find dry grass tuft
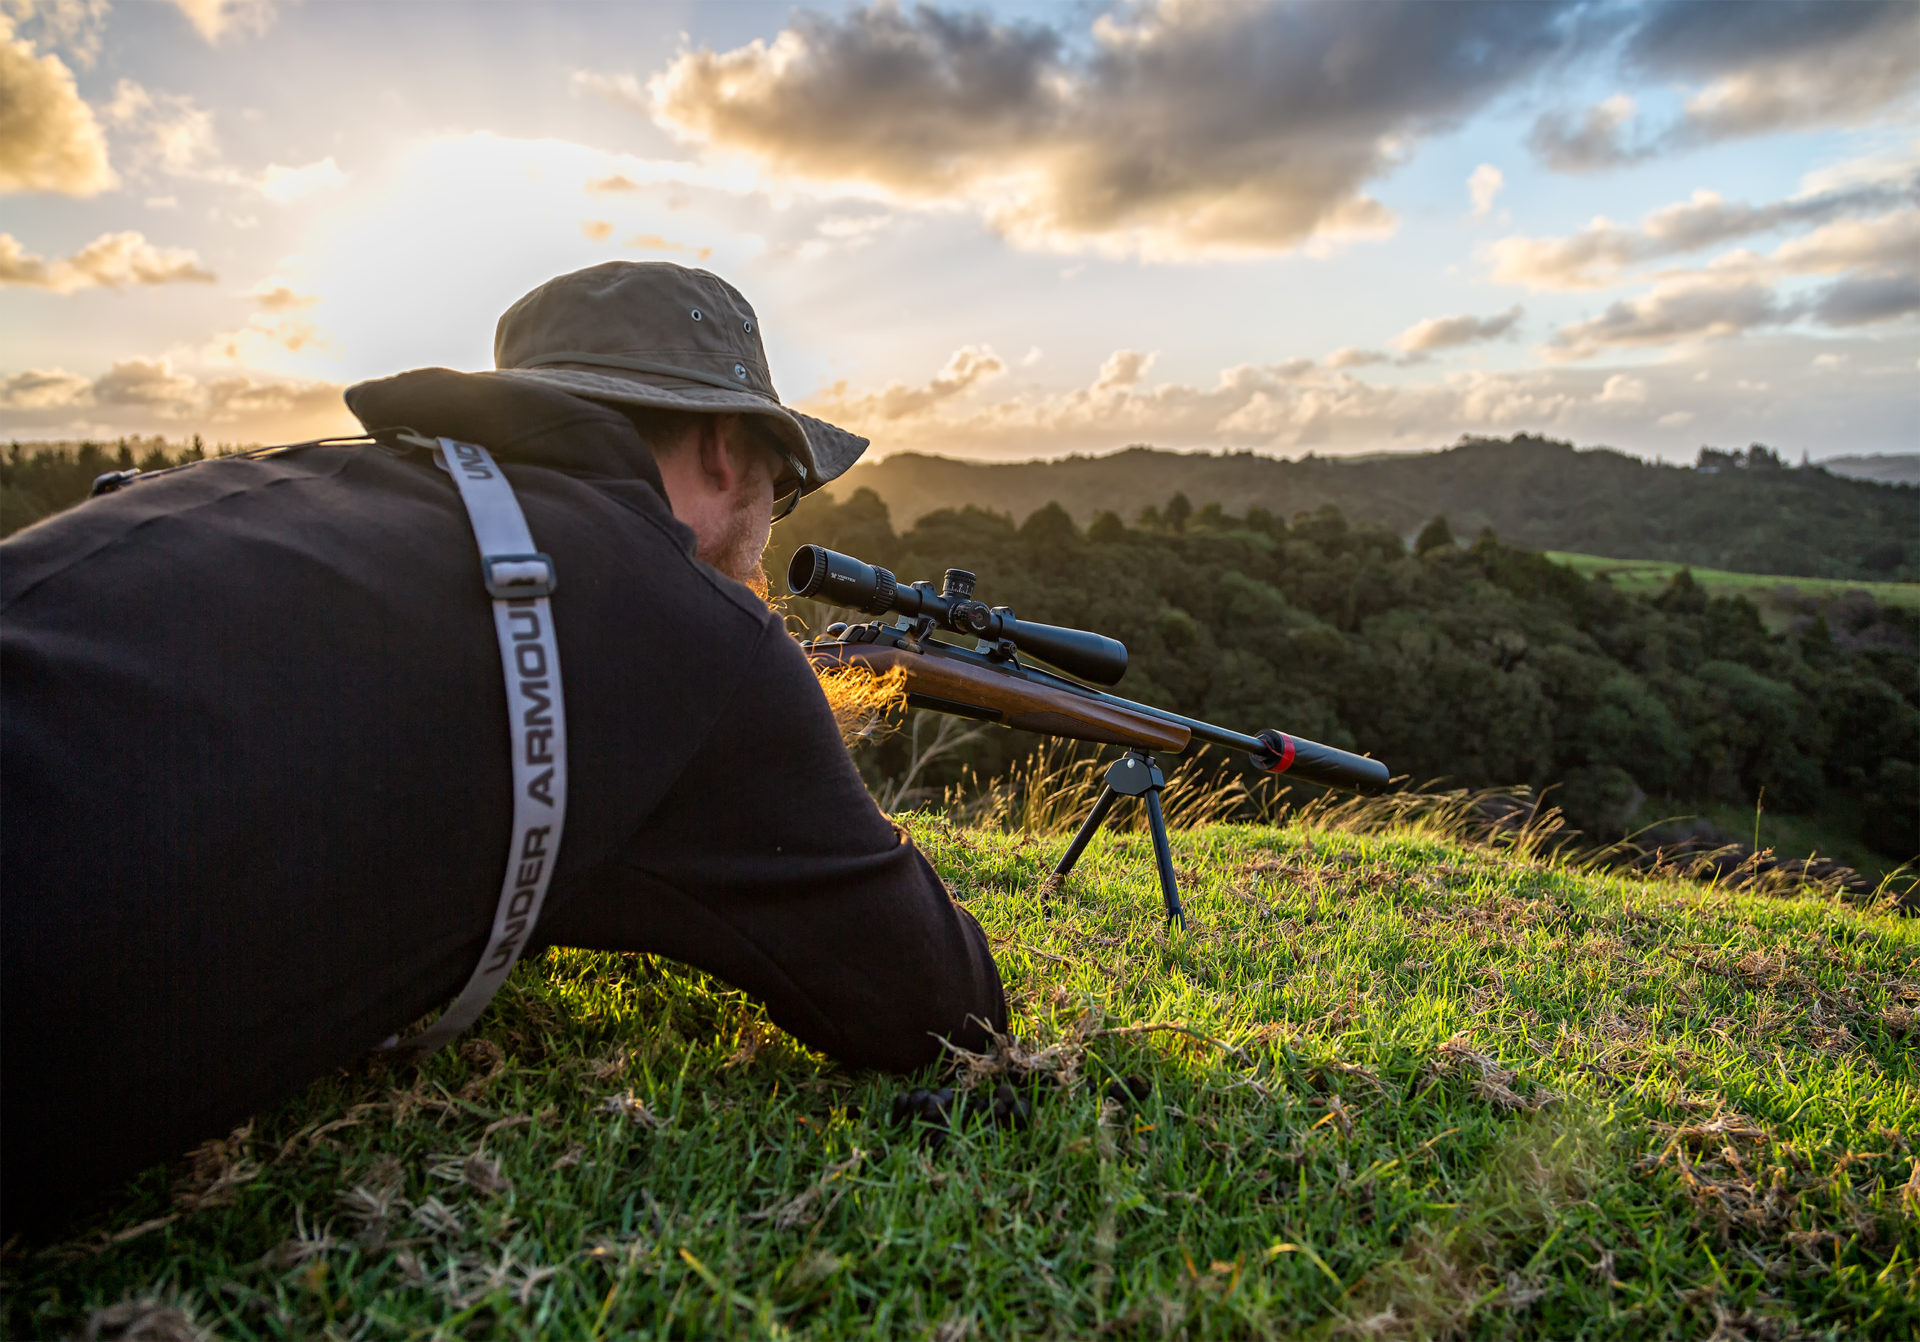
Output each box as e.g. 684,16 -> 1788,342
813,662 -> 909,748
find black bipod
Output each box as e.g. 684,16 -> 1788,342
1045,748 -> 1185,928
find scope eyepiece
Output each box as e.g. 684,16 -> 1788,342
788,545 -> 899,613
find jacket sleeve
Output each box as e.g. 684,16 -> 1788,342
535,612 -> 1008,1072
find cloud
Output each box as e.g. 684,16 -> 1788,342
1809,270 -> 1920,327
1394,306 -> 1522,353
1488,168 -> 1920,290
1594,373 -> 1648,404
253,156 -> 346,203
104,78 -> 220,177
0,355 -> 346,437
206,278 -> 326,359
641,0 -> 1587,259
581,218 -> 613,242
626,232 -> 712,260
246,279 -> 316,311
1528,95 -> 1644,172
1629,0 -> 1920,141
1468,164 -> 1503,217
1548,273 -> 1788,358
1092,349 -> 1153,393
0,229 -> 215,291
0,366 -> 92,409
586,172 -> 640,193
1771,209 -> 1920,274
809,343 -> 1008,421
1324,347 -> 1391,370
92,356 -> 203,409
789,328 -> 1920,463
801,339 -> 1886,459
166,0 -> 276,44
4,0 -> 111,68
1541,205 -> 1920,357
0,16 -> 113,194
103,78 -> 345,201
1533,1 -> 1920,170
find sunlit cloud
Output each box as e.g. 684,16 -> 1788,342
1395,306 -> 1523,355
4,0 -> 110,68
0,229 -> 214,290
808,344 -> 1008,422
246,279 -> 316,311
1491,176 -> 1920,292
803,333 -> 1918,461
166,0 -> 277,45
104,78 -> 346,202
0,15 -> 114,194
254,156 -> 346,203
104,78 -> 219,177
0,353 -> 348,438
1467,164 -> 1503,217
639,0 -> 1589,260
0,366 -> 93,409
626,232 -> 711,260
1531,1 -> 1920,170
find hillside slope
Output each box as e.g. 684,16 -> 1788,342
7,820 -> 1914,1339
830,436 -> 1919,581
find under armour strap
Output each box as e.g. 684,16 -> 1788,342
388,437 -> 568,1059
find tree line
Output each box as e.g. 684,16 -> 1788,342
771,488 -> 1919,865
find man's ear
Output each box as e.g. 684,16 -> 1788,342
692,414 -> 745,494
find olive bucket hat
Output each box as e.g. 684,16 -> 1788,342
490,261 -> 869,499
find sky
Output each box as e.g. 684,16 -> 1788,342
3,0 -> 1917,464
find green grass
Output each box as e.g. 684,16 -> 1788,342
7,819 -> 1917,1340
1544,551 -> 1920,622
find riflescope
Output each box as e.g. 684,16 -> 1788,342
787,545 -> 1129,686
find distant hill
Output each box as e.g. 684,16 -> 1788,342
825,435 -> 1919,582
1820,454 -> 1920,486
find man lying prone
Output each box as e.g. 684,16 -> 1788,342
1,262 -> 1005,1230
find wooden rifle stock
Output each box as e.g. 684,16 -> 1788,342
806,640 -> 1190,753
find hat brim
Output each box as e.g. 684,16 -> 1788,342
490,365 -> 867,492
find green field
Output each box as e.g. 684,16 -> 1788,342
7,817 -> 1915,1340
1546,551 -> 1920,616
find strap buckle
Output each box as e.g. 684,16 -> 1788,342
483,552 -> 557,600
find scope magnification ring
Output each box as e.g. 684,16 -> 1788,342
873,566 -> 897,611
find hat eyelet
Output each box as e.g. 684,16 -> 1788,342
733,363 -> 748,380
690,308 -> 703,322
743,320 -> 753,333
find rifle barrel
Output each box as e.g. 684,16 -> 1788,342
888,636 -> 1390,794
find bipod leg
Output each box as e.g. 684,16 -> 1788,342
1044,786 -> 1120,906
1101,749 -> 1183,928
1142,786 -> 1185,929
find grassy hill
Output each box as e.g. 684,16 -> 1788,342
1546,552 -> 1920,613
7,816 -> 1914,1340
829,437 -> 1919,582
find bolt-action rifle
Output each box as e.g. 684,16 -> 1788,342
786,545 -> 1390,926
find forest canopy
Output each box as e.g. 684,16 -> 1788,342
772,488 -> 1919,866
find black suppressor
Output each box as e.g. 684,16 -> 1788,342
1249,728 -> 1391,794
787,544 -> 1129,686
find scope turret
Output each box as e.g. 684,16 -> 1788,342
787,544 -> 1128,686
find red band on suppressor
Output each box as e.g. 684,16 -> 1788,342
1264,733 -> 1296,773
